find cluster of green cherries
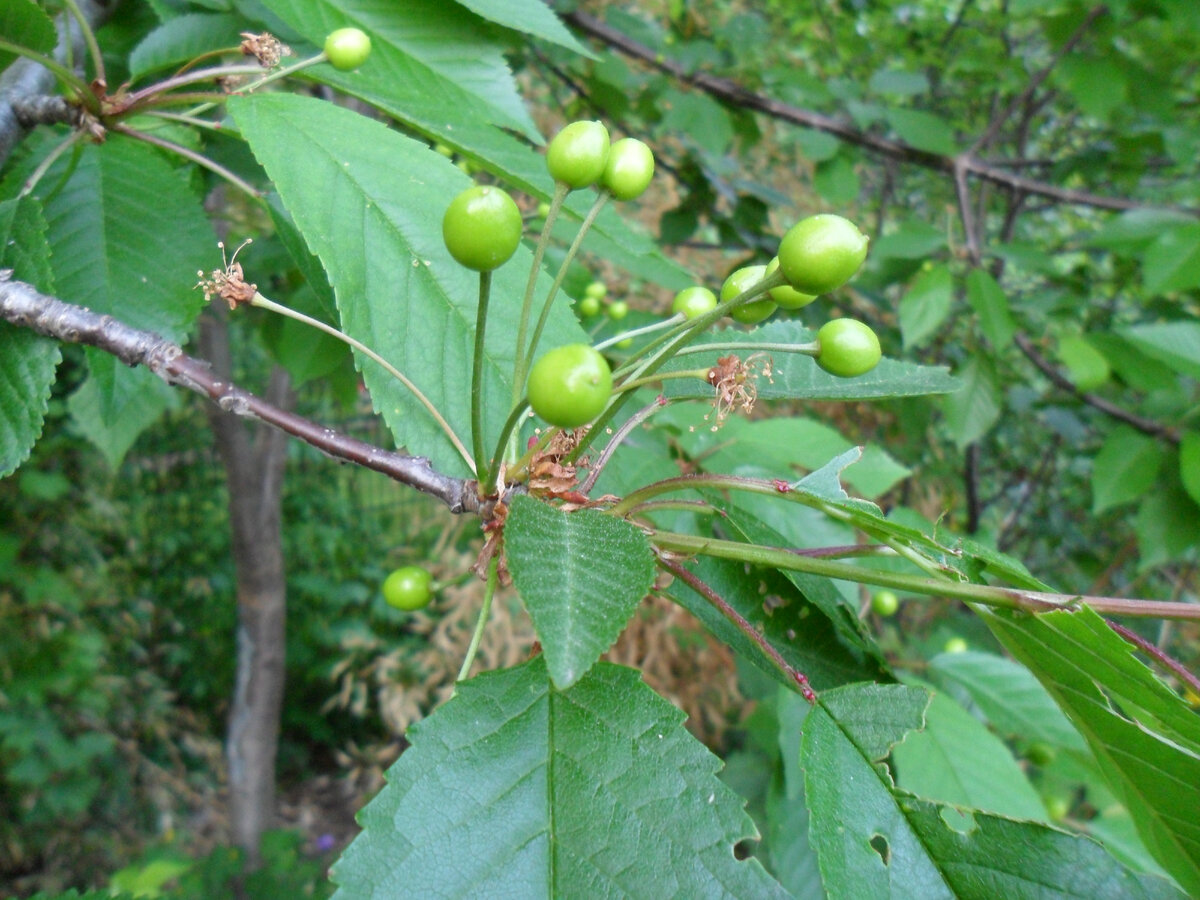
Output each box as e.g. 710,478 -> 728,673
438,118 -> 882,434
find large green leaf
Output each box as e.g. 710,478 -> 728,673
926,650 -> 1087,751
1118,322 -> 1200,380
1091,426 -> 1166,513
1141,223 -> 1200,295
892,690 -> 1047,820
802,683 -> 1185,900
661,319 -> 958,402
450,0 -> 592,56
246,3 -> 690,290
899,264 -> 952,349
128,12 -> 244,79
30,138 -> 212,465
985,606 -> 1200,896
229,93 -> 588,477
331,657 -> 790,898
965,268 -> 1016,349
941,353 -> 1001,448
258,0 -> 538,140
0,196 -> 60,479
0,0 -> 56,74
506,496 -> 655,689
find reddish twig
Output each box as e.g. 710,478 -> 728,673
1106,619 -> 1200,699
659,554 -> 816,703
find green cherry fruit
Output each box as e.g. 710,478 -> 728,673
578,295 -> 601,318
943,636 -> 968,654
536,201 -> 552,218
602,138 -> 655,201
607,300 -> 629,321
871,590 -> 900,617
777,214 -> 869,295
765,257 -> 818,309
441,185 -> 522,271
816,318 -> 881,377
1043,793 -> 1071,822
1026,742 -> 1057,768
546,120 -> 611,190
722,265 -> 777,325
527,344 -> 613,429
324,28 -> 372,71
584,280 -> 608,300
383,565 -> 433,611
671,286 -> 718,320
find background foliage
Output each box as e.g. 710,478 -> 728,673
1,0 -> 1198,897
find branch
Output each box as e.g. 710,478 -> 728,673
0,271 -> 484,515
0,0 -> 114,166
1106,620 -> 1200,698
563,10 -> 1197,217
1013,333 -> 1180,444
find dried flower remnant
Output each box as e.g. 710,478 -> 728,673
196,240 -> 257,309
704,353 -> 774,429
240,32 -> 293,68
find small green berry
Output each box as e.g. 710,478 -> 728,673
546,120 -> 610,190
943,637 -> 968,654
777,214 -> 869,295
324,28 -> 372,71
578,295 -> 601,318
607,300 -> 629,321
584,280 -> 607,300
441,185 -> 522,271
602,138 -> 655,201
816,319 -> 881,377
671,286 -> 718,320
722,265 -> 776,325
871,590 -> 899,617
383,565 -> 433,611
765,257 -> 818,309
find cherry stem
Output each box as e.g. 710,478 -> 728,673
113,124 -> 262,199
19,129 -> 86,198
457,556 -> 499,683
593,313 -> 684,351
522,191 -> 610,377
672,340 -> 819,358
568,269 -> 788,462
249,293 -> 474,472
659,556 -> 816,703
512,182 -> 570,407
472,270 -> 494,485
487,400 -> 532,494
0,40 -> 93,109
579,395 -> 670,494
61,0 -> 105,90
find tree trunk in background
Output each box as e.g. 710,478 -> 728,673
199,308 -> 292,869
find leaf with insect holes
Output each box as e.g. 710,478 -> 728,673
802,683 -> 1185,899
331,656 -> 790,898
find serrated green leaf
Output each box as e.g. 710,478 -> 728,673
1092,426 -> 1166,513
128,12 -> 244,79
658,407 -> 910,500
0,196 -> 60,479
927,651 -> 1087,750
941,354 -> 1000,448
32,137 -> 213,465
451,0 -> 592,56
662,320 -> 958,402
1134,481 -> 1200,569
506,496 -> 656,689
1142,224 -> 1200,295
230,93 -> 588,476
331,657 -> 789,899
66,372 -> 176,469
985,606 -> 1200,896
892,690 -> 1047,819
872,220 -> 947,260
1180,432 -> 1200,506
813,155 -> 860,205
258,6 -> 690,290
1057,334 -> 1111,390
0,0 -> 56,74
1118,321 -> 1200,379
899,264 -> 952,349
666,555 -> 888,694
802,683 -> 1186,900
886,108 -> 958,155
1057,55 -> 1128,122
965,268 -> 1016,349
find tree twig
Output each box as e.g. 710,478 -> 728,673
0,271 -> 484,515
1106,619 -> 1200,699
